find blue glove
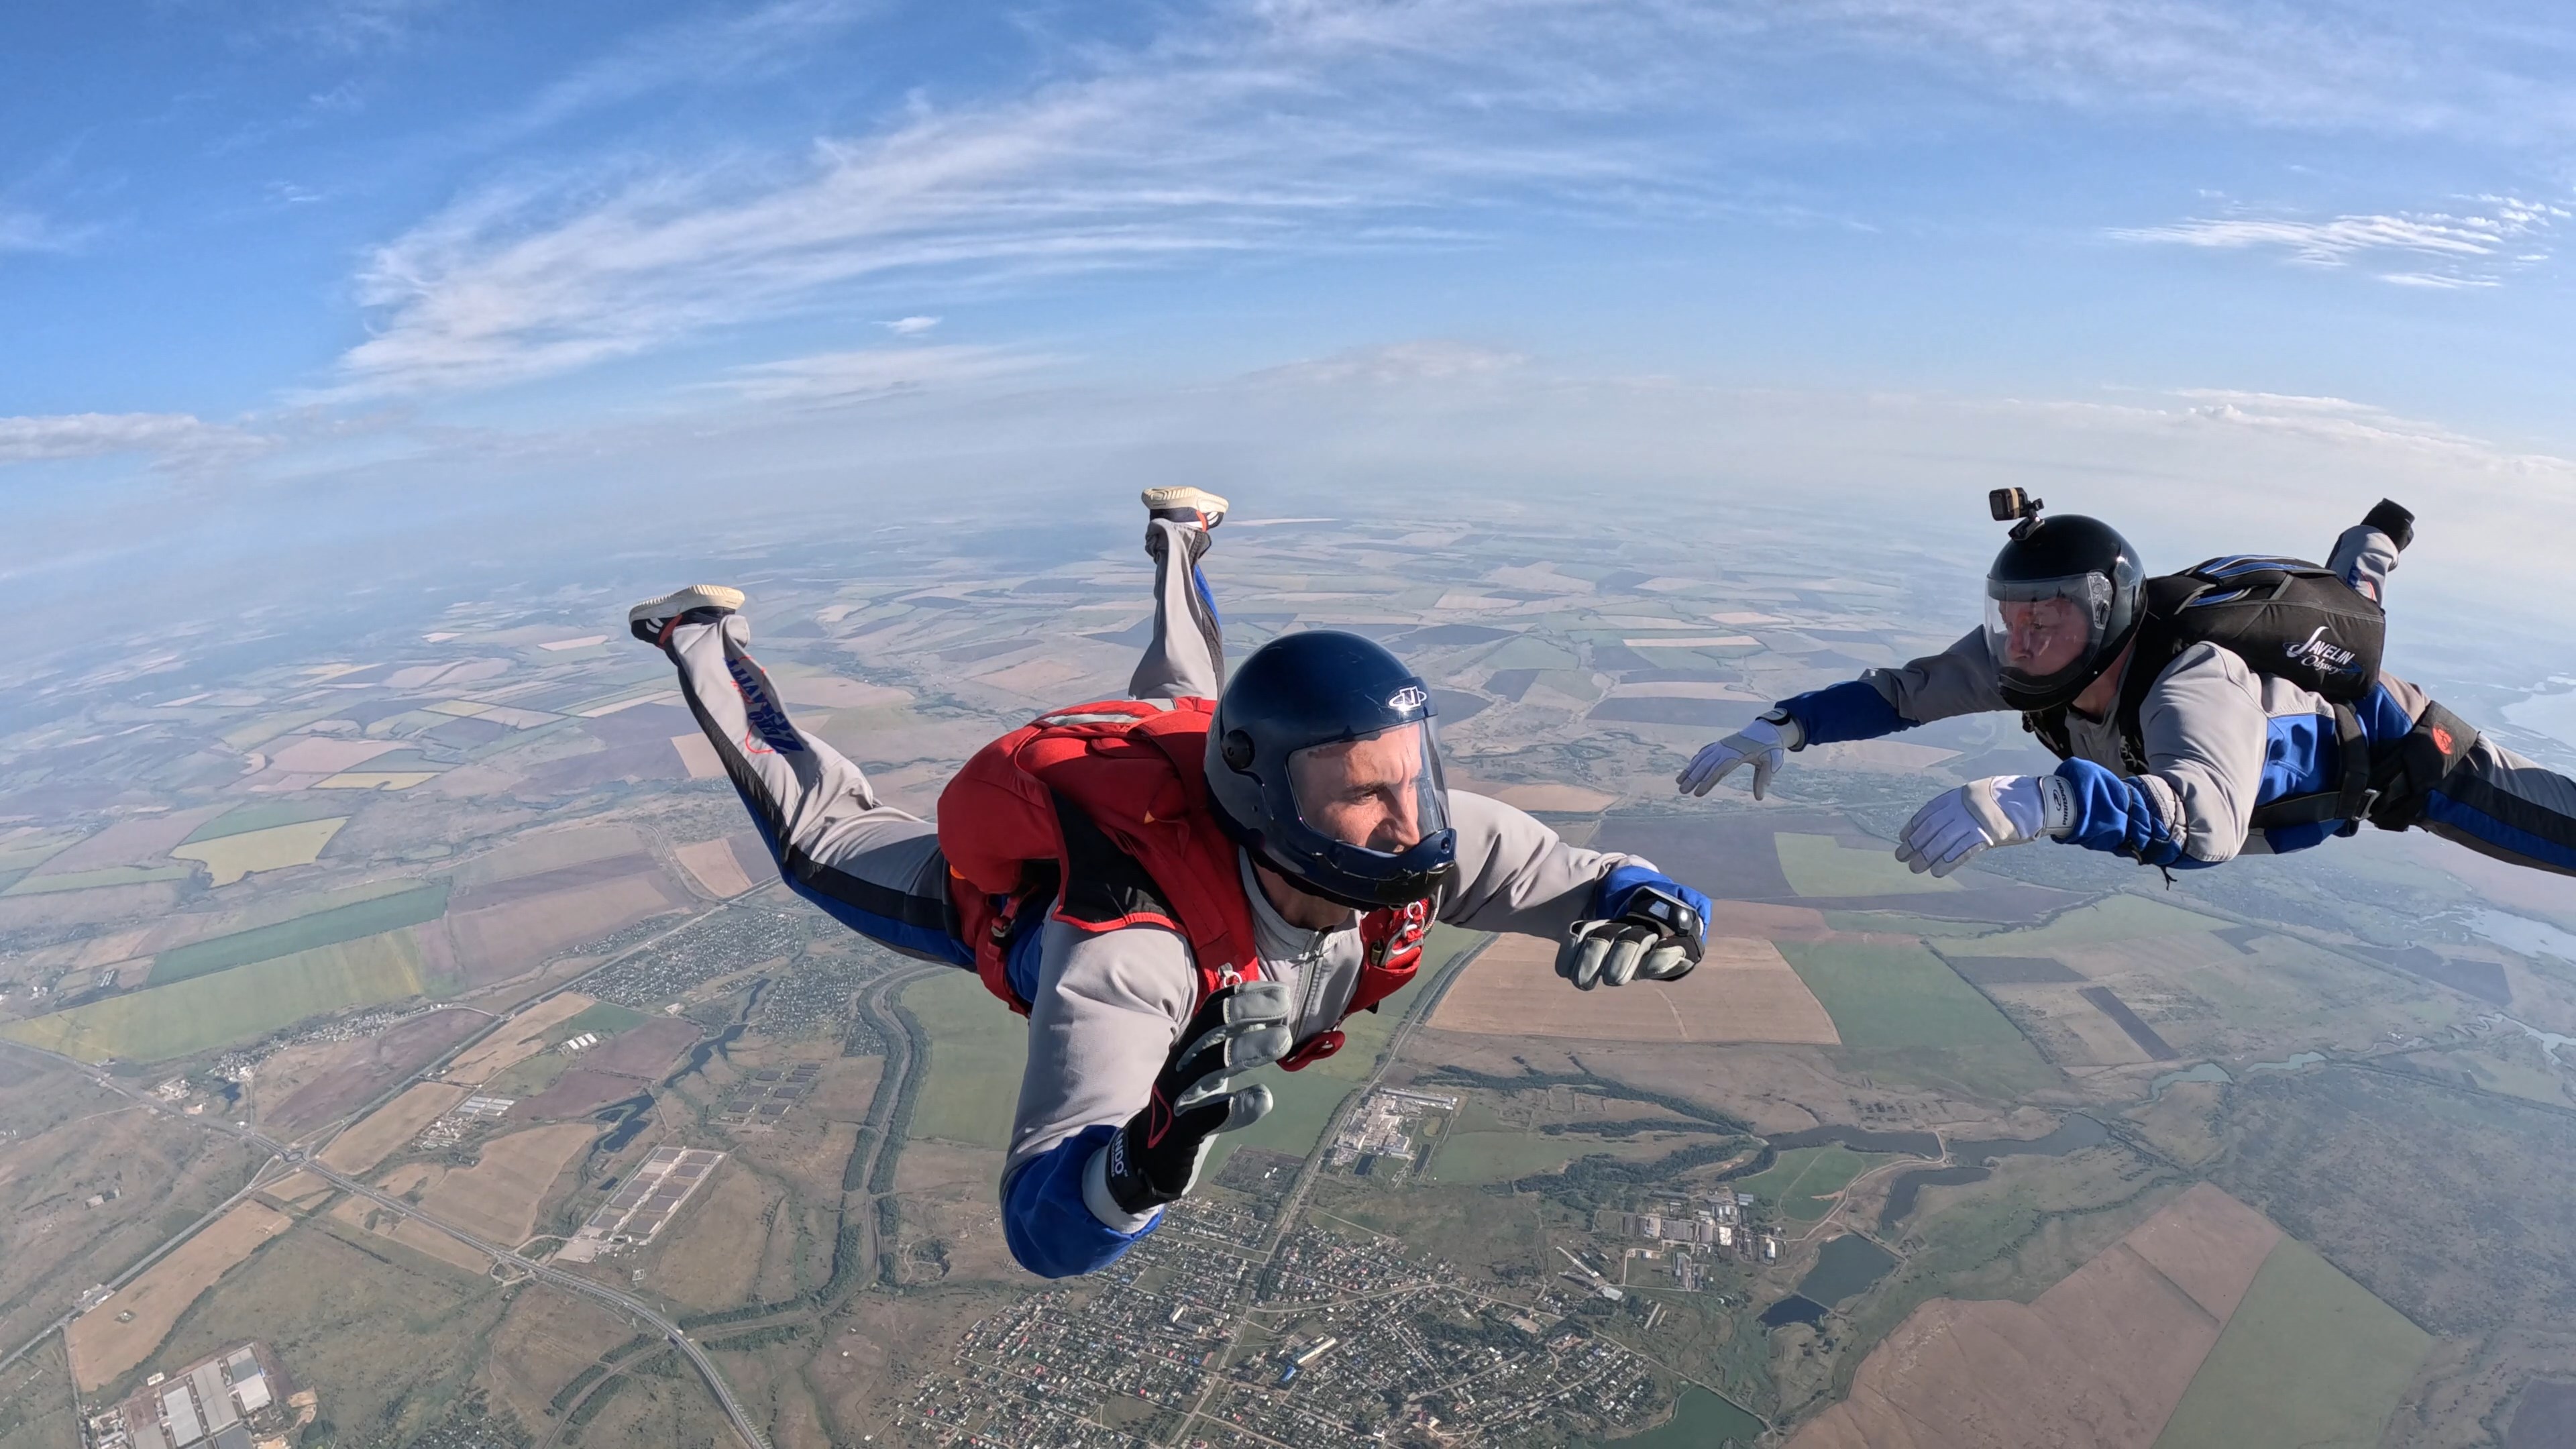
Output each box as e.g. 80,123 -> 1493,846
1562,868 -> 1711,988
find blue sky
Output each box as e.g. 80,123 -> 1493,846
7,0 -> 2576,642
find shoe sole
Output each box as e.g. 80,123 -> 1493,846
628,584 -> 745,639
1141,486 -> 1229,526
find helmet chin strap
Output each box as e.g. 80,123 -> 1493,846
1250,857 -> 1362,931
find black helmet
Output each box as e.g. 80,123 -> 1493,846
1984,511 -> 2145,712
1204,631 -> 1458,910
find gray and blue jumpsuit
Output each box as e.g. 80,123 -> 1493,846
652,521 -> 1700,1277
1781,523 -> 2576,875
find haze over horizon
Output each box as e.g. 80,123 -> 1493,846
8,0 -> 2576,661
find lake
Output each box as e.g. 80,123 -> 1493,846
1797,1233 -> 1897,1306
1602,1387 -> 1767,1448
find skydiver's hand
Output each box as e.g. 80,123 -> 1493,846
1558,883 -> 1709,989
1676,710 -> 1805,799
1096,982 -> 1293,1216
1894,775 -> 2073,877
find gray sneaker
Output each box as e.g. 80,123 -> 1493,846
1141,486 -> 1228,530
628,584 -> 745,646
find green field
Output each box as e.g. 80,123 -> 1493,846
3,932 -> 427,1062
148,881 -> 449,985
2152,1238 -> 2432,1449
486,1050 -> 575,1099
557,1001 -> 655,1041
1776,940 -> 2059,1100
1733,1144 -> 1894,1222
1774,833 -> 1957,898
903,970 -> 1030,1150
182,796 -> 352,844
1968,892 -> 2233,951
2,863 -> 195,896
1423,1130 -> 1581,1184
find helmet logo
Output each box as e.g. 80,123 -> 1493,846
1387,686 -> 1428,712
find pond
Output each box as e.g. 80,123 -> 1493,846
1601,1387 -> 1767,1448
1758,1294 -> 1827,1328
1796,1233 -> 1896,1307
2463,908 -> 2576,966
1877,1114 -> 2107,1231
1765,1124 -> 1941,1159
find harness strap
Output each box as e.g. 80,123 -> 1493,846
2365,701 -> 2479,832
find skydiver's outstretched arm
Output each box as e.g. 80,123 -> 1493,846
1678,631 -> 2007,797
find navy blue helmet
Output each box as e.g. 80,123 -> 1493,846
1204,630 -> 1458,910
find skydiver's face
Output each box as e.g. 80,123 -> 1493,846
1289,724 -> 1429,853
1998,596 -> 2092,678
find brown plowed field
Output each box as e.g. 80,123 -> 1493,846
1431,933 -> 1840,1045
1788,1183 -> 2282,1449
319,1082 -> 468,1173
262,1007 -> 484,1136
445,994 -> 596,1084
337,1121 -> 598,1271
27,806 -> 226,876
444,871 -> 691,986
509,1067 -> 649,1120
66,1199 -> 292,1391
673,837 -> 755,898
583,1018 -> 698,1078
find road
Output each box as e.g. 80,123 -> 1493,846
0,1036 -> 773,1449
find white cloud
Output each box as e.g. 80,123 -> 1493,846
1248,341 -> 1529,386
712,344 -> 1050,403
880,316 -> 942,335
319,0 -> 2576,399
0,207 -> 91,256
2110,195 -> 2567,286
0,413 -> 270,467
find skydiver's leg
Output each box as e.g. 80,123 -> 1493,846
648,602 -> 969,962
2416,736 -> 2576,879
1130,505 -> 1227,703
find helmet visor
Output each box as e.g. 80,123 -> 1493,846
1985,572 -> 2114,699
1287,719 -> 1452,857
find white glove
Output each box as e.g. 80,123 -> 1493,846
1676,710 -> 1805,799
1894,775 -> 2074,877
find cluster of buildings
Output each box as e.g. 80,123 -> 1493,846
90,1343 -> 310,1449
1323,1086 -> 1459,1175
554,1145 -> 724,1263
1598,1191 -> 1780,1269
581,903 -> 816,1010
896,1197 -> 1670,1448
411,1093 -> 516,1151
554,1031 -> 603,1055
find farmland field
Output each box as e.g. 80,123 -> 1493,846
1774,832 -> 1957,898
2,863 -> 194,896
1776,939 -> 2059,1099
319,1081 -> 468,1171
170,816 -> 347,885
1430,931 -> 1837,1045
64,1199 -> 293,1391
557,1000 -> 653,1041
1734,1144 -> 1895,1222
180,796 -> 350,843
445,992 -> 596,1083
2151,1238 -> 2433,1449
147,879 -> 449,985
1422,1130 -> 1579,1184
902,970 -> 1026,1150
3,931 -> 428,1062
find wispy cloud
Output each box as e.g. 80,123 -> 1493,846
0,413 -> 270,467
496,0 -> 881,140
712,344 -> 1051,404
326,0 -> 2576,398
0,207 -> 92,256
1248,341 -> 1529,386
2110,195 -> 2567,286
880,316 -> 941,336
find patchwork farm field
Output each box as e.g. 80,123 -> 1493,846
902,970 -> 1026,1150
170,816 -> 348,885
1774,831 -> 1957,898
1776,939 -> 2059,1099
1431,931 -> 1839,1046
147,880 -> 449,985
2151,1238 -> 2432,1449
1735,1144 -> 1896,1222
4,931 -> 429,1062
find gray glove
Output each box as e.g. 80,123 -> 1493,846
1556,885 -> 1707,989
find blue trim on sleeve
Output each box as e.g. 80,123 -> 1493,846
1002,1124 -> 1159,1279
794,886 -> 975,967
1778,681 -> 1907,745
2051,759 -> 2210,867
2255,712 -> 2334,809
1591,864 -> 1713,939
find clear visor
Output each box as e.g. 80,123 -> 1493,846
1287,720 -> 1452,856
1984,572 -> 2113,690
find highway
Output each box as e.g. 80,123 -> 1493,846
0,1036 -> 772,1449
